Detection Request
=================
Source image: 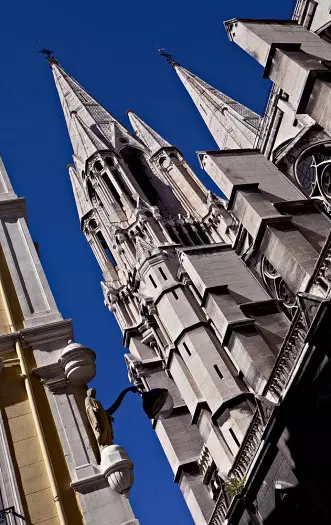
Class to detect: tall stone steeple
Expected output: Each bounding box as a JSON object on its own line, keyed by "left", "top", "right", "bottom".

{"left": 51, "top": 59, "right": 144, "bottom": 159}
{"left": 51, "top": 56, "right": 311, "bottom": 525}
{"left": 159, "top": 52, "right": 261, "bottom": 149}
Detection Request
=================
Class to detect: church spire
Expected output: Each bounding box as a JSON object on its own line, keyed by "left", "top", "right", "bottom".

{"left": 159, "top": 52, "right": 261, "bottom": 150}
{"left": 127, "top": 110, "right": 171, "bottom": 154}
{"left": 50, "top": 60, "right": 142, "bottom": 162}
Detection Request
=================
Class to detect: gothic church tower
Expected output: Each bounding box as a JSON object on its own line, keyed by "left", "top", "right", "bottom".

{"left": 46, "top": 2, "right": 331, "bottom": 524}
{"left": 49, "top": 57, "right": 302, "bottom": 524}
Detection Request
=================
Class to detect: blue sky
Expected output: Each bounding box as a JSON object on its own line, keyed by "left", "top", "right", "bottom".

{"left": 0, "top": 0, "right": 294, "bottom": 523}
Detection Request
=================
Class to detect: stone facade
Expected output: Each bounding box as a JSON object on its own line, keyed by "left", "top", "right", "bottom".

{"left": 48, "top": 1, "right": 331, "bottom": 524}
{"left": 0, "top": 156, "right": 140, "bottom": 524}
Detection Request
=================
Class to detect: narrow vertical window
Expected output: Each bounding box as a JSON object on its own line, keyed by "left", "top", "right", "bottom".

{"left": 172, "top": 289, "right": 178, "bottom": 300}
{"left": 182, "top": 341, "right": 191, "bottom": 357}
{"left": 214, "top": 364, "right": 223, "bottom": 380}
{"left": 158, "top": 267, "right": 168, "bottom": 281}
{"left": 149, "top": 275, "right": 157, "bottom": 288}
{"left": 229, "top": 427, "right": 240, "bottom": 448}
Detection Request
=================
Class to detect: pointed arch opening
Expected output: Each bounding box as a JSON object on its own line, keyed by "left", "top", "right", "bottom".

{"left": 121, "top": 146, "right": 159, "bottom": 206}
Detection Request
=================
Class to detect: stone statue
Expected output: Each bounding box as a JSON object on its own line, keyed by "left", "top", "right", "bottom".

{"left": 85, "top": 388, "right": 114, "bottom": 452}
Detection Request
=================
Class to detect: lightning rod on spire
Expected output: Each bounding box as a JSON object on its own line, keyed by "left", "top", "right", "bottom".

{"left": 39, "top": 48, "right": 57, "bottom": 65}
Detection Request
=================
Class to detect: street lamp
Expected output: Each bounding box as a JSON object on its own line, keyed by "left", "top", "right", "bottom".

{"left": 106, "top": 386, "right": 174, "bottom": 420}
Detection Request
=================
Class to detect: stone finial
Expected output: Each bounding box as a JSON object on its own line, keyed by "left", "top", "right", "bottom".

{"left": 101, "top": 444, "right": 134, "bottom": 497}
{"left": 61, "top": 340, "right": 96, "bottom": 386}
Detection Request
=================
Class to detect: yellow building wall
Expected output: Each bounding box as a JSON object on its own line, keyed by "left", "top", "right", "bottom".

{"left": 0, "top": 251, "right": 84, "bottom": 524}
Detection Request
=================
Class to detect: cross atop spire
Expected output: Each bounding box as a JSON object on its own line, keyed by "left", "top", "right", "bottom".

{"left": 162, "top": 58, "right": 261, "bottom": 150}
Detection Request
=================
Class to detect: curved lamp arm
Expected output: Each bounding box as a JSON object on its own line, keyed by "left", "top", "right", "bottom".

{"left": 106, "top": 386, "right": 139, "bottom": 416}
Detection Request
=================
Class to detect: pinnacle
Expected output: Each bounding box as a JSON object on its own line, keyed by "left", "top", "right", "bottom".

{"left": 173, "top": 64, "right": 261, "bottom": 149}
{"left": 127, "top": 110, "right": 171, "bottom": 154}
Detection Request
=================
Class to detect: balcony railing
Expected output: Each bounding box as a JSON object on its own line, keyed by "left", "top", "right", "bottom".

{"left": 209, "top": 231, "right": 331, "bottom": 525}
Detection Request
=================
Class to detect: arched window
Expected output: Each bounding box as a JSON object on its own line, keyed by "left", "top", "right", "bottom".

{"left": 121, "top": 146, "right": 159, "bottom": 205}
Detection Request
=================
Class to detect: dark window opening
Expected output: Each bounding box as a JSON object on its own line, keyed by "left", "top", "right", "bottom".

{"left": 182, "top": 341, "right": 191, "bottom": 357}
{"left": 196, "top": 224, "right": 210, "bottom": 244}
{"left": 149, "top": 275, "right": 157, "bottom": 288}
{"left": 172, "top": 290, "right": 178, "bottom": 300}
{"left": 121, "top": 146, "right": 159, "bottom": 205}
{"left": 185, "top": 225, "right": 200, "bottom": 245}
{"left": 158, "top": 267, "right": 168, "bottom": 281}
{"left": 165, "top": 225, "right": 180, "bottom": 244}
{"left": 94, "top": 160, "right": 103, "bottom": 172}
{"left": 86, "top": 179, "right": 97, "bottom": 204}
{"left": 96, "top": 231, "right": 116, "bottom": 266}
{"left": 176, "top": 226, "right": 191, "bottom": 246}
{"left": 214, "top": 364, "right": 223, "bottom": 380}
{"left": 229, "top": 427, "right": 240, "bottom": 448}
{"left": 105, "top": 156, "right": 115, "bottom": 167}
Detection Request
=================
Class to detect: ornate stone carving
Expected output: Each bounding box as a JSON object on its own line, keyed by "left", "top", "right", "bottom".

{"left": 261, "top": 256, "right": 297, "bottom": 317}
{"left": 295, "top": 142, "right": 331, "bottom": 214}
{"left": 198, "top": 444, "right": 215, "bottom": 484}
{"left": 124, "top": 354, "right": 145, "bottom": 389}
{"left": 101, "top": 444, "right": 134, "bottom": 497}
{"left": 101, "top": 281, "right": 119, "bottom": 311}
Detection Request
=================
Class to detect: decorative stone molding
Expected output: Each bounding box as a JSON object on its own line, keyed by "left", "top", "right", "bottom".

{"left": 60, "top": 340, "right": 96, "bottom": 387}
{"left": 124, "top": 354, "right": 144, "bottom": 389}
{"left": 101, "top": 444, "right": 134, "bottom": 496}
{"left": 198, "top": 444, "right": 215, "bottom": 484}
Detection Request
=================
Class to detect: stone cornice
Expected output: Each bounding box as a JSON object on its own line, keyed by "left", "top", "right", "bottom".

{"left": 20, "top": 318, "right": 73, "bottom": 347}
{"left": 0, "top": 197, "right": 27, "bottom": 220}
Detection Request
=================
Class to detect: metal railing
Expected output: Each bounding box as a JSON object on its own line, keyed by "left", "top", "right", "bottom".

{"left": 0, "top": 507, "right": 25, "bottom": 524}
{"left": 209, "top": 231, "right": 331, "bottom": 524}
